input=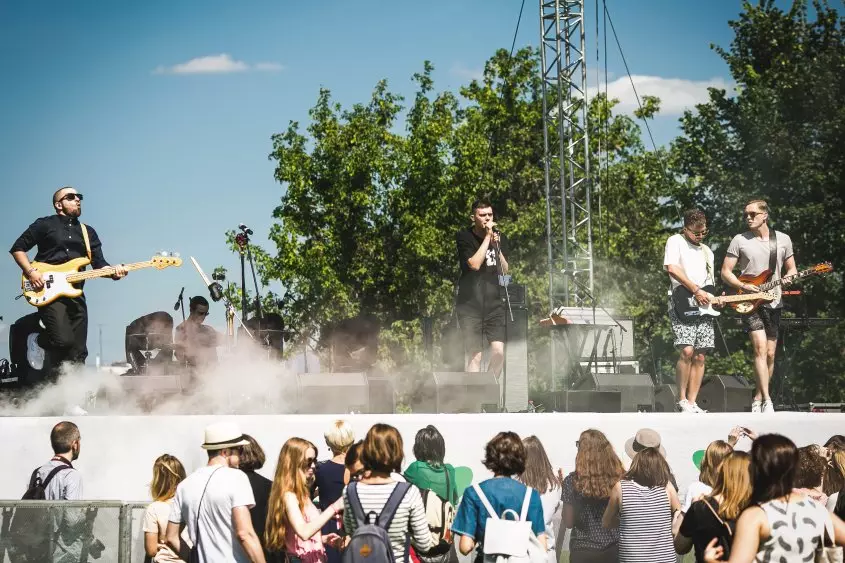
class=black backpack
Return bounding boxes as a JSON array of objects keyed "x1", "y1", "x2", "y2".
[{"x1": 8, "y1": 461, "x2": 73, "y2": 562}]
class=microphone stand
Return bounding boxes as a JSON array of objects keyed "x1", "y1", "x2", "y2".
[
  {"x1": 174, "y1": 287, "x2": 185, "y2": 322},
  {"x1": 563, "y1": 272, "x2": 627, "y2": 384},
  {"x1": 491, "y1": 229, "x2": 512, "y2": 412},
  {"x1": 236, "y1": 226, "x2": 264, "y2": 324}
]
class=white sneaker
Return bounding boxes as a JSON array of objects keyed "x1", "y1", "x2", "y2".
[
  {"x1": 762, "y1": 399, "x2": 775, "y2": 413},
  {"x1": 677, "y1": 399, "x2": 695, "y2": 413},
  {"x1": 751, "y1": 400, "x2": 762, "y2": 413},
  {"x1": 689, "y1": 402, "x2": 707, "y2": 413}
]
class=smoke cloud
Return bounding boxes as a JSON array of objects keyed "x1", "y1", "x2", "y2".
[{"x1": 0, "y1": 338, "x2": 300, "y2": 416}]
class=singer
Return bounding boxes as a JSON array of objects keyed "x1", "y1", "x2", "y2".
[{"x1": 455, "y1": 200, "x2": 509, "y2": 379}]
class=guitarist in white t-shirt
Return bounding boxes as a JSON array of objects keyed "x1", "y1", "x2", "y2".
[{"x1": 663, "y1": 209, "x2": 717, "y2": 414}]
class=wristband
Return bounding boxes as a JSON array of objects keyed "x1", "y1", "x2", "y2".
[{"x1": 26, "y1": 267, "x2": 36, "y2": 276}]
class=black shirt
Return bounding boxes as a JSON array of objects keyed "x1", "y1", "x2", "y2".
[
  {"x1": 679, "y1": 497, "x2": 734, "y2": 563},
  {"x1": 456, "y1": 227, "x2": 508, "y2": 308},
  {"x1": 243, "y1": 471, "x2": 272, "y2": 547},
  {"x1": 10, "y1": 215, "x2": 109, "y2": 269}
]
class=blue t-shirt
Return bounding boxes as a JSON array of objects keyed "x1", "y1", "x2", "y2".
[{"x1": 451, "y1": 477, "x2": 545, "y2": 549}]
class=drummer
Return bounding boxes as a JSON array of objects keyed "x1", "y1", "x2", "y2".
[{"x1": 174, "y1": 296, "x2": 219, "y2": 367}]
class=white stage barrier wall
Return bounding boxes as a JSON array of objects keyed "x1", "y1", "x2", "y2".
[{"x1": 1, "y1": 413, "x2": 842, "y2": 501}]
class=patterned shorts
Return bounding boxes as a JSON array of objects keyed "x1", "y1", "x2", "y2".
[
  {"x1": 742, "y1": 306, "x2": 782, "y2": 339},
  {"x1": 668, "y1": 300, "x2": 715, "y2": 351}
]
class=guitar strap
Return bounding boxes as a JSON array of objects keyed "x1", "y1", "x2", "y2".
[
  {"x1": 79, "y1": 223, "x2": 92, "y2": 262},
  {"x1": 768, "y1": 230, "x2": 778, "y2": 278}
]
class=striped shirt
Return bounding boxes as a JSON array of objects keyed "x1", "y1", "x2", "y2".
[
  {"x1": 342, "y1": 481, "x2": 434, "y2": 563},
  {"x1": 618, "y1": 480, "x2": 675, "y2": 563}
]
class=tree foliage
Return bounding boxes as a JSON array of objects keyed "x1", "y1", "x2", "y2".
[
  {"x1": 674, "y1": 0, "x2": 845, "y2": 400},
  {"x1": 232, "y1": 0, "x2": 845, "y2": 403}
]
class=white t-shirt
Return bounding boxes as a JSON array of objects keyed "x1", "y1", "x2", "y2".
[
  {"x1": 681, "y1": 480, "x2": 713, "y2": 513},
  {"x1": 169, "y1": 465, "x2": 256, "y2": 563},
  {"x1": 539, "y1": 486, "x2": 562, "y2": 557},
  {"x1": 663, "y1": 233, "x2": 714, "y2": 293}
]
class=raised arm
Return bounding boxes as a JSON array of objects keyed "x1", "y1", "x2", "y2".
[{"x1": 283, "y1": 492, "x2": 343, "y2": 542}]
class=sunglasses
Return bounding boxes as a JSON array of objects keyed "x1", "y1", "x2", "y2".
[
  {"x1": 575, "y1": 440, "x2": 580, "y2": 448},
  {"x1": 197, "y1": 311, "x2": 210, "y2": 316},
  {"x1": 302, "y1": 457, "x2": 317, "y2": 469},
  {"x1": 58, "y1": 193, "x2": 84, "y2": 203},
  {"x1": 685, "y1": 227, "x2": 708, "y2": 237},
  {"x1": 743, "y1": 211, "x2": 764, "y2": 219}
]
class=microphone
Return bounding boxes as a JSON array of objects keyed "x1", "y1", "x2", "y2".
[
  {"x1": 174, "y1": 287, "x2": 184, "y2": 311},
  {"x1": 238, "y1": 223, "x2": 254, "y2": 235}
]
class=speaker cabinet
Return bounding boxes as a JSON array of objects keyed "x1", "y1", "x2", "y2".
[
  {"x1": 573, "y1": 372, "x2": 654, "y2": 412},
  {"x1": 504, "y1": 307, "x2": 529, "y2": 413},
  {"x1": 564, "y1": 390, "x2": 622, "y2": 413},
  {"x1": 654, "y1": 383, "x2": 679, "y2": 413},
  {"x1": 409, "y1": 372, "x2": 500, "y2": 413},
  {"x1": 295, "y1": 373, "x2": 369, "y2": 414},
  {"x1": 7, "y1": 313, "x2": 46, "y2": 388},
  {"x1": 366, "y1": 374, "x2": 396, "y2": 414},
  {"x1": 697, "y1": 375, "x2": 753, "y2": 412}
]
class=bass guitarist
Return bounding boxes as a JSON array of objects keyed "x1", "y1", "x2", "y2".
[
  {"x1": 721, "y1": 199, "x2": 797, "y2": 414},
  {"x1": 663, "y1": 209, "x2": 716, "y2": 413},
  {"x1": 9, "y1": 187, "x2": 127, "y2": 380}
]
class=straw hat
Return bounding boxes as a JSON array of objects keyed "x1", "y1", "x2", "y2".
[{"x1": 201, "y1": 421, "x2": 250, "y2": 450}]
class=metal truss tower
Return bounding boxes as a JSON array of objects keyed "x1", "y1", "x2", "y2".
[{"x1": 540, "y1": 0, "x2": 593, "y2": 311}]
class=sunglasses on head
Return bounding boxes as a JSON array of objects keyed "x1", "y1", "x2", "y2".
[
  {"x1": 58, "y1": 193, "x2": 83, "y2": 203},
  {"x1": 743, "y1": 211, "x2": 764, "y2": 219}
]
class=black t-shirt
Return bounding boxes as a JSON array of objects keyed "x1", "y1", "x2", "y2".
[
  {"x1": 679, "y1": 497, "x2": 734, "y2": 563},
  {"x1": 456, "y1": 227, "x2": 508, "y2": 309}
]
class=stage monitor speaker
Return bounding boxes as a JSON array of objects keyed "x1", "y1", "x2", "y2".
[
  {"x1": 654, "y1": 383, "x2": 679, "y2": 413},
  {"x1": 698, "y1": 375, "x2": 753, "y2": 412},
  {"x1": 8, "y1": 312, "x2": 46, "y2": 388},
  {"x1": 410, "y1": 372, "x2": 500, "y2": 413},
  {"x1": 295, "y1": 373, "x2": 369, "y2": 414},
  {"x1": 366, "y1": 374, "x2": 395, "y2": 414},
  {"x1": 564, "y1": 390, "x2": 622, "y2": 413},
  {"x1": 504, "y1": 307, "x2": 528, "y2": 412},
  {"x1": 573, "y1": 372, "x2": 654, "y2": 412}
]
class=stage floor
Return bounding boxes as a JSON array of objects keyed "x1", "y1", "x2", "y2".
[{"x1": 1, "y1": 411, "x2": 841, "y2": 501}]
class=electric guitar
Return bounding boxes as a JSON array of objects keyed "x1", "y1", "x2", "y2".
[
  {"x1": 21, "y1": 254, "x2": 182, "y2": 307},
  {"x1": 672, "y1": 284, "x2": 777, "y2": 318},
  {"x1": 730, "y1": 262, "x2": 834, "y2": 314}
]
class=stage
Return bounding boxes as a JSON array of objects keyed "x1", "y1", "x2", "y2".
[{"x1": 1, "y1": 412, "x2": 841, "y2": 501}]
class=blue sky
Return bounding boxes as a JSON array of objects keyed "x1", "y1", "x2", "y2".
[{"x1": 0, "y1": 0, "x2": 822, "y2": 364}]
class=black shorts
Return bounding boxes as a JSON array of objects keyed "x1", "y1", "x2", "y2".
[
  {"x1": 457, "y1": 302, "x2": 506, "y2": 348},
  {"x1": 742, "y1": 307, "x2": 782, "y2": 339}
]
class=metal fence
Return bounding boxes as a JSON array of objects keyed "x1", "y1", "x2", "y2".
[{"x1": 0, "y1": 500, "x2": 150, "y2": 563}]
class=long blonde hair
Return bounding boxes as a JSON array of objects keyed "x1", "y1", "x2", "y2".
[
  {"x1": 265, "y1": 438, "x2": 317, "y2": 551},
  {"x1": 708, "y1": 451, "x2": 751, "y2": 520},
  {"x1": 699, "y1": 440, "x2": 733, "y2": 487},
  {"x1": 150, "y1": 454, "x2": 186, "y2": 502}
]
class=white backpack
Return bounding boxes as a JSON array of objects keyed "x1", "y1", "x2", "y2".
[{"x1": 472, "y1": 483, "x2": 546, "y2": 563}]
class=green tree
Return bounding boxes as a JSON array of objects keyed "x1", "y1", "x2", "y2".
[{"x1": 673, "y1": 0, "x2": 845, "y2": 401}]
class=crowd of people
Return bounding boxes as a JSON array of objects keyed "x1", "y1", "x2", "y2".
[{"x1": 15, "y1": 420, "x2": 845, "y2": 563}]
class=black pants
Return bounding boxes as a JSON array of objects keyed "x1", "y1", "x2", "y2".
[{"x1": 38, "y1": 295, "x2": 88, "y2": 377}]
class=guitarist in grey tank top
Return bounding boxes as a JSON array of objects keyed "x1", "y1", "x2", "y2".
[{"x1": 721, "y1": 199, "x2": 797, "y2": 414}]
